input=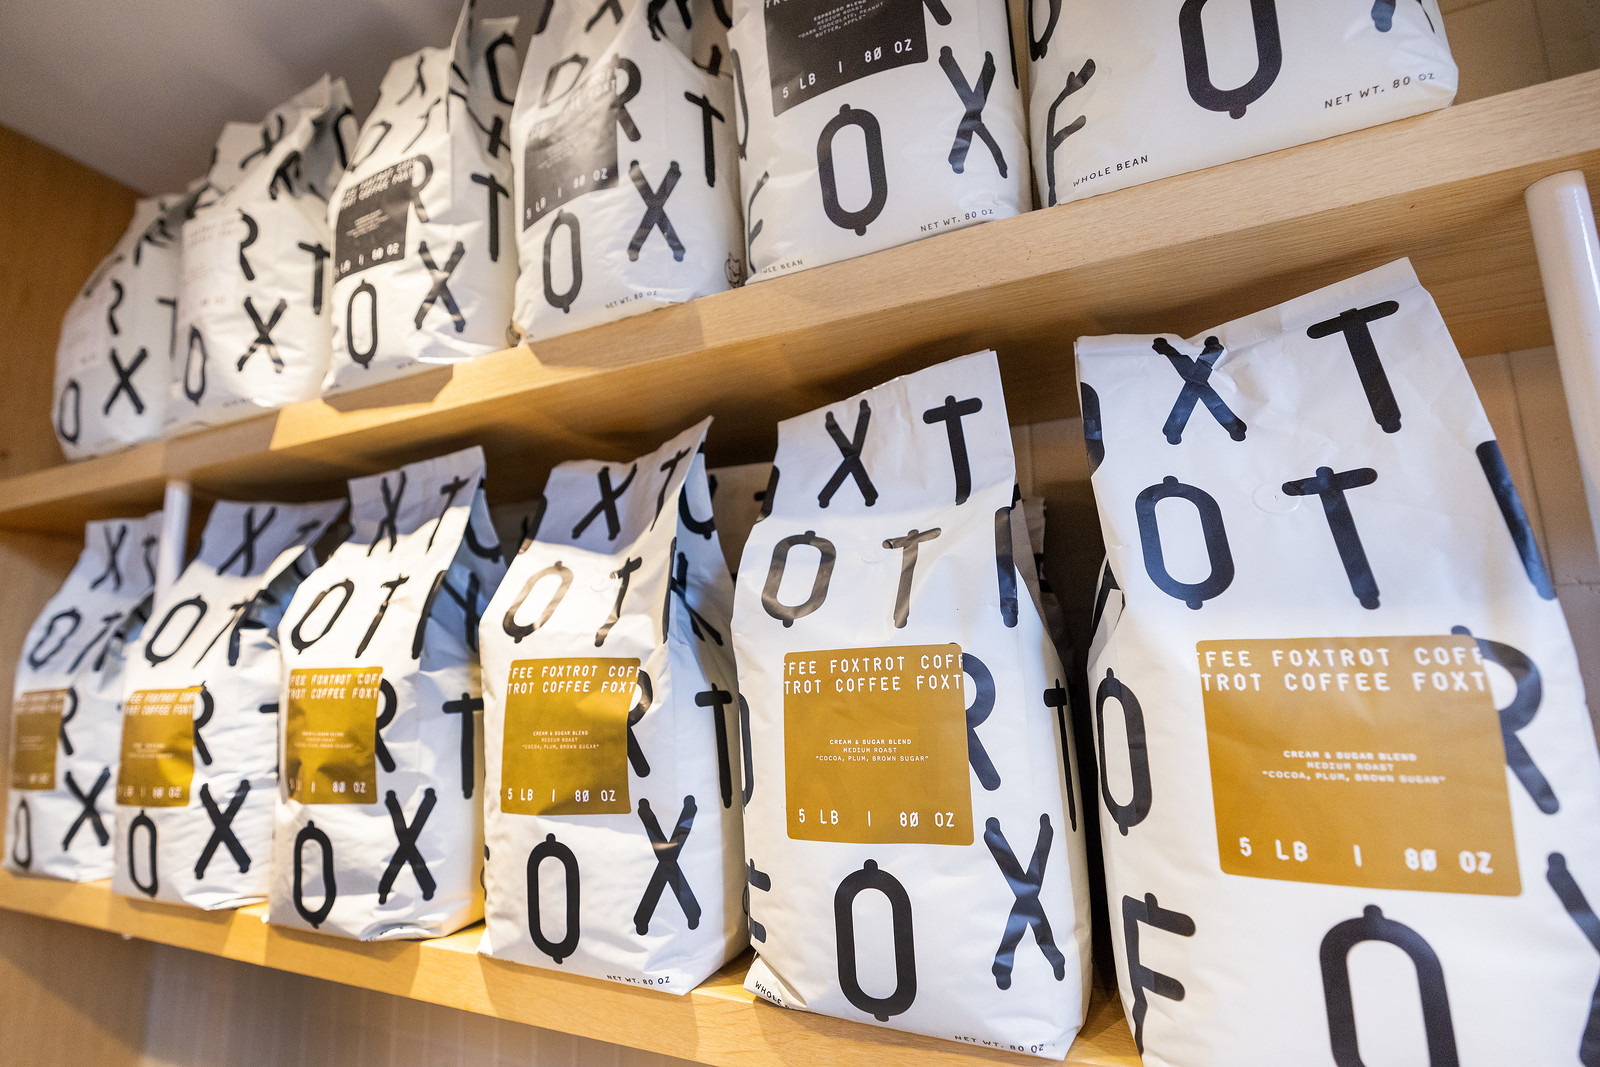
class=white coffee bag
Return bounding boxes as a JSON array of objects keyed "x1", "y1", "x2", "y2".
[
  {"x1": 53, "y1": 197, "x2": 184, "y2": 459},
  {"x1": 269, "y1": 447, "x2": 506, "y2": 940},
  {"x1": 732, "y1": 351, "x2": 1092, "y2": 1055},
  {"x1": 480, "y1": 421, "x2": 745, "y2": 990},
  {"x1": 168, "y1": 76, "x2": 356, "y2": 434},
  {"x1": 728, "y1": 0, "x2": 1025, "y2": 281},
  {"x1": 1076, "y1": 259, "x2": 1600, "y2": 1065},
  {"x1": 5, "y1": 513, "x2": 164, "y2": 881},
  {"x1": 324, "y1": 1, "x2": 521, "y2": 393},
  {"x1": 111, "y1": 499, "x2": 344, "y2": 909},
  {"x1": 1030, "y1": 0, "x2": 1457, "y2": 206},
  {"x1": 512, "y1": 0, "x2": 742, "y2": 340}
]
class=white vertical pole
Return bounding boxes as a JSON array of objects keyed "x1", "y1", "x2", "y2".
[
  {"x1": 156, "y1": 478, "x2": 192, "y2": 600},
  {"x1": 1525, "y1": 171, "x2": 1600, "y2": 556}
]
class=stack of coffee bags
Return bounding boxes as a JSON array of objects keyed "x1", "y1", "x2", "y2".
[
  {"x1": 53, "y1": 196, "x2": 185, "y2": 458},
  {"x1": 168, "y1": 76, "x2": 356, "y2": 434},
  {"x1": 112, "y1": 499, "x2": 343, "y2": 908},
  {"x1": 511, "y1": 0, "x2": 742, "y2": 339},
  {"x1": 728, "y1": 0, "x2": 1025, "y2": 280},
  {"x1": 1077, "y1": 260, "x2": 1600, "y2": 1063},
  {"x1": 5, "y1": 513, "x2": 163, "y2": 880},
  {"x1": 732, "y1": 352, "x2": 1092, "y2": 1055},
  {"x1": 324, "y1": 0, "x2": 521, "y2": 392},
  {"x1": 1029, "y1": 2, "x2": 1456, "y2": 206},
  {"x1": 480, "y1": 422, "x2": 745, "y2": 990},
  {"x1": 269, "y1": 447, "x2": 504, "y2": 939}
]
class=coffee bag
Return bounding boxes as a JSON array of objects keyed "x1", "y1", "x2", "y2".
[
  {"x1": 480, "y1": 422, "x2": 745, "y2": 990},
  {"x1": 732, "y1": 352, "x2": 1092, "y2": 1055},
  {"x1": 54, "y1": 197, "x2": 184, "y2": 458},
  {"x1": 1030, "y1": 0, "x2": 1456, "y2": 206},
  {"x1": 511, "y1": 0, "x2": 741, "y2": 340},
  {"x1": 1076, "y1": 259, "x2": 1600, "y2": 1064},
  {"x1": 325, "y1": 1, "x2": 521, "y2": 393},
  {"x1": 168, "y1": 77, "x2": 356, "y2": 433},
  {"x1": 5, "y1": 513, "x2": 164, "y2": 880},
  {"x1": 269, "y1": 446, "x2": 505, "y2": 939},
  {"x1": 112, "y1": 499, "x2": 344, "y2": 908},
  {"x1": 728, "y1": 0, "x2": 1025, "y2": 281}
]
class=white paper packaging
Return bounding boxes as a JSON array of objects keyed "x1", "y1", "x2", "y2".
[
  {"x1": 480, "y1": 421, "x2": 746, "y2": 990},
  {"x1": 325, "y1": 1, "x2": 521, "y2": 393},
  {"x1": 111, "y1": 499, "x2": 344, "y2": 909},
  {"x1": 168, "y1": 77, "x2": 356, "y2": 434},
  {"x1": 1029, "y1": 0, "x2": 1457, "y2": 206},
  {"x1": 269, "y1": 447, "x2": 506, "y2": 939},
  {"x1": 732, "y1": 352, "x2": 1092, "y2": 1055},
  {"x1": 5, "y1": 513, "x2": 164, "y2": 881},
  {"x1": 53, "y1": 197, "x2": 184, "y2": 459},
  {"x1": 1076, "y1": 259, "x2": 1600, "y2": 1065},
  {"x1": 728, "y1": 0, "x2": 1025, "y2": 282},
  {"x1": 512, "y1": 0, "x2": 742, "y2": 340}
]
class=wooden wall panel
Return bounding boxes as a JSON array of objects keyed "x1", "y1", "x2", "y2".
[
  {"x1": 0, "y1": 908, "x2": 149, "y2": 1067},
  {"x1": 0, "y1": 125, "x2": 136, "y2": 479}
]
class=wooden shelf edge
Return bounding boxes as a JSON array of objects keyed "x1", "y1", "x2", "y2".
[
  {"x1": 0, "y1": 871, "x2": 1138, "y2": 1067},
  {"x1": 5, "y1": 69, "x2": 1598, "y2": 533}
]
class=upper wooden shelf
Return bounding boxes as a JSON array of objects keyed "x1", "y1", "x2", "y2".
[
  {"x1": 7, "y1": 70, "x2": 1600, "y2": 533},
  {"x1": 0, "y1": 870, "x2": 1136, "y2": 1066}
]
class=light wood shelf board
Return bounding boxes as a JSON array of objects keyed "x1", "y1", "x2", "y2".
[
  {"x1": 0, "y1": 871, "x2": 1137, "y2": 1067},
  {"x1": 4, "y1": 70, "x2": 1597, "y2": 532}
]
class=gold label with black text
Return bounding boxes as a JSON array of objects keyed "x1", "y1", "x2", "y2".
[
  {"x1": 285, "y1": 667, "x2": 380, "y2": 804},
  {"x1": 1202, "y1": 635, "x2": 1518, "y2": 895},
  {"x1": 502, "y1": 658, "x2": 637, "y2": 816},
  {"x1": 784, "y1": 644, "x2": 973, "y2": 845}
]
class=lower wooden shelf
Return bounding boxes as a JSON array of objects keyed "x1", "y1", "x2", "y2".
[{"x1": 0, "y1": 870, "x2": 1136, "y2": 1066}]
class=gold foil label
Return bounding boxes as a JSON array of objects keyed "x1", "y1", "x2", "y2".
[
  {"x1": 1202, "y1": 635, "x2": 1519, "y2": 895},
  {"x1": 784, "y1": 644, "x2": 973, "y2": 845},
  {"x1": 117, "y1": 688, "x2": 198, "y2": 807},
  {"x1": 502, "y1": 658, "x2": 637, "y2": 816},
  {"x1": 11, "y1": 689, "x2": 64, "y2": 791},
  {"x1": 285, "y1": 667, "x2": 380, "y2": 804}
]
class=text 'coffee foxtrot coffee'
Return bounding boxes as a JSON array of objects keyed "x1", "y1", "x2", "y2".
[
  {"x1": 1077, "y1": 259, "x2": 1600, "y2": 1064},
  {"x1": 269, "y1": 447, "x2": 505, "y2": 940},
  {"x1": 112, "y1": 499, "x2": 343, "y2": 909},
  {"x1": 732, "y1": 351, "x2": 1092, "y2": 1056},
  {"x1": 480, "y1": 420, "x2": 745, "y2": 991}
]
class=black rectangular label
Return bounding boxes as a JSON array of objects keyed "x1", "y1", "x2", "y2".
[
  {"x1": 763, "y1": 0, "x2": 928, "y2": 117},
  {"x1": 522, "y1": 70, "x2": 620, "y2": 229},
  {"x1": 334, "y1": 160, "x2": 415, "y2": 281}
]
